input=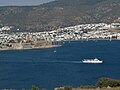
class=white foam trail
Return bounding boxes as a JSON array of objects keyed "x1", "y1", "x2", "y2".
[
  {"x1": 40, "y1": 61, "x2": 82, "y2": 64},
  {"x1": 0, "y1": 60, "x2": 83, "y2": 64}
]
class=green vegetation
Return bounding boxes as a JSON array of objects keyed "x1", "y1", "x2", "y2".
[
  {"x1": 0, "y1": 0, "x2": 120, "y2": 31},
  {"x1": 73, "y1": 87, "x2": 120, "y2": 90},
  {"x1": 96, "y1": 78, "x2": 120, "y2": 88},
  {"x1": 80, "y1": 86, "x2": 97, "y2": 89},
  {"x1": 55, "y1": 78, "x2": 120, "y2": 90},
  {"x1": 64, "y1": 86, "x2": 72, "y2": 90},
  {"x1": 20, "y1": 78, "x2": 120, "y2": 90},
  {"x1": 31, "y1": 85, "x2": 39, "y2": 90}
]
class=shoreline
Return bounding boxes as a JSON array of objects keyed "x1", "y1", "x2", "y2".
[
  {"x1": 0, "y1": 39, "x2": 120, "y2": 51},
  {"x1": 62, "y1": 38, "x2": 120, "y2": 42},
  {"x1": 0, "y1": 44, "x2": 61, "y2": 51}
]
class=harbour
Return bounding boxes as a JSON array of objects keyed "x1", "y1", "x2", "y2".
[
  {"x1": 0, "y1": 0, "x2": 120, "y2": 89},
  {"x1": 0, "y1": 40, "x2": 120, "y2": 90}
]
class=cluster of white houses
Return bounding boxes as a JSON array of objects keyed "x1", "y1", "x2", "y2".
[
  {"x1": 0, "y1": 26, "x2": 12, "y2": 31},
  {"x1": 47, "y1": 23, "x2": 120, "y2": 41},
  {"x1": 0, "y1": 23, "x2": 120, "y2": 49}
]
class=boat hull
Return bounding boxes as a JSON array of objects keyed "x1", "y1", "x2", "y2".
[{"x1": 82, "y1": 61, "x2": 103, "y2": 64}]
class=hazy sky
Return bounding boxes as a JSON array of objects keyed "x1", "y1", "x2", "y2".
[{"x1": 0, "y1": 0, "x2": 55, "y2": 6}]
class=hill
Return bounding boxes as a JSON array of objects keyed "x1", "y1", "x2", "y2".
[{"x1": 0, "y1": 0, "x2": 120, "y2": 31}]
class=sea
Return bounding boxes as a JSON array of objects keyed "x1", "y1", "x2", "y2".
[{"x1": 0, "y1": 40, "x2": 120, "y2": 90}]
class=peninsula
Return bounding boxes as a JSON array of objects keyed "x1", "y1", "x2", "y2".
[
  {"x1": 0, "y1": 23, "x2": 120, "y2": 50},
  {"x1": 0, "y1": 0, "x2": 120, "y2": 50}
]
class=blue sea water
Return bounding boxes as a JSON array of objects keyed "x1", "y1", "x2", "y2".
[{"x1": 0, "y1": 40, "x2": 120, "y2": 90}]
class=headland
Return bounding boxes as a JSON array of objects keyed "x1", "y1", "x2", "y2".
[{"x1": 0, "y1": 23, "x2": 120, "y2": 50}]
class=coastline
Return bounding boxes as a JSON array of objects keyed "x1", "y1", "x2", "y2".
[
  {"x1": 0, "y1": 44, "x2": 61, "y2": 51},
  {"x1": 0, "y1": 39, "x2": 120, "y2": 51},
  {"x1": 62, "y1": 38, "x2": 120, "y2": 42}
]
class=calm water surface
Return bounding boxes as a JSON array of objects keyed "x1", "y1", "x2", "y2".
[{"x1": 0, "y1": 40, "x2": 120, "y2": 89}]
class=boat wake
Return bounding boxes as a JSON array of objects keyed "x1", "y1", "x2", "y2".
[
  {"x1": 40, "y1": 61, "x2": 83, "y2": 64},
  {"x1": 0, "y1": 60, "x2": 82, "y2": 64}
]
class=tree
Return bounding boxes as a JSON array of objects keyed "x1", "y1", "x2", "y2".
[
  {"x1": 96, "y1": 78, "x2": 120, "y2": 88},
  {"x1": 64, "y1": 86, "x2": 72, "y2": 90},
  {"x1": 31, "y1": 85, "x2": 39, "y2": 90}
]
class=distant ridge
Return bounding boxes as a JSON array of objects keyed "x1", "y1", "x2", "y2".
[{"x1": 0, "y1": 0, "x2": 120, "y2": 31}]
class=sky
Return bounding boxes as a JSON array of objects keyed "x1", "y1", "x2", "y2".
[{"x1": 0, "y1": 0, "x2": 55, "y2": 6}]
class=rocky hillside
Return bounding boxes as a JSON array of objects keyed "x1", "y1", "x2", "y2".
[{"x1": 0, "y1": 0, "x2": 120, "y2": 31}]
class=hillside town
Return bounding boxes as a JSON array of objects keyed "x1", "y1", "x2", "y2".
[{"x1": 0, "y1": 23, "x2": 120, "y2": 50}]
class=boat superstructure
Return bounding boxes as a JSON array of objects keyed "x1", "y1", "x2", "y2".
[{"x1": 82, "y1": 58, "x2": 103, "y2": 64}]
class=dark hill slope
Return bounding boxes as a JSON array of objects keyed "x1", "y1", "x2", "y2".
[{"x1": 0, "y1": 0, "x2": 120, "y2": 31}]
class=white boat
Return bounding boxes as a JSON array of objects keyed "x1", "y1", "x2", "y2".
[{"x1": 82, "y1": 58, "x2": 103, "y2": 64}]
